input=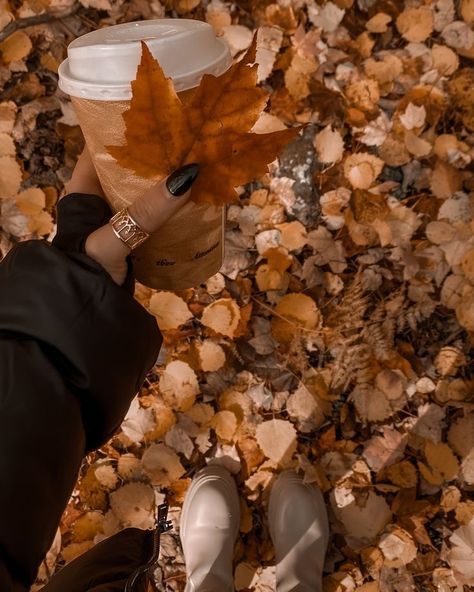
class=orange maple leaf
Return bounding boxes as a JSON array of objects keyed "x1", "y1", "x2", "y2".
[{"x1": 107, "y1": 36, "x2": 301, "y2": 205}]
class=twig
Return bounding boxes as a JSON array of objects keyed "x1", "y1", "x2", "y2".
[{"x1": 0, "y1": 5, "x2": 80, "y2": 44}]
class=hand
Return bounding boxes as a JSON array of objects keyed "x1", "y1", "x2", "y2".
[{"x1": 65, "y1": 146, "x2": 199, "y2": 285}]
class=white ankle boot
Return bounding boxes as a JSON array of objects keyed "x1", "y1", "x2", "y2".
[
  {"x1": 268, "y1": 471, "x2": 329, "y2": 592},
  {"x1": 180, "y1": 466, "x2": 240, "y2": 592}
]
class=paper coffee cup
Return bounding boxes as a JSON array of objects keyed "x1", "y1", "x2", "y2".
[{"x1": 58, "y1": 19, "x2": 232, "y2": 290}]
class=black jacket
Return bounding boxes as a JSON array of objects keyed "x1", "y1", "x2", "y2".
[{"x1": 0, "y1": 194, "x2": 162, "y2": 590}]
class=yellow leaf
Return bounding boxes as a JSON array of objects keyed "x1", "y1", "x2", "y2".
[
  {"x1": 0, "y1": 30, "x2": 32, "y2": 63},
  {"x1": 378, "y1": 526, "x2": 417, "y2": 567},
  {"x1": 256, "y1": 419, "x2": 297, "y2": 464},
  {"x1": 396, "y1": 7, "x2": 434, "y2": 43},
  {"x1": 418, "y1": 441, "x2": 460, "y2": 485},
  {"x1": 142, "y1": 443, "x2": 185, "y2": 487},
  {"x1": 201, "y1": 298, "x2": 241, "y2": 338},
  {"x1": 0, "y1": 155, "x2": 22, "y2": 199},
  {"x1": 197, "y1": 340, "x2": 226, "y2": 372},
  {"x1": 149, "y1": 291, "x2": 193, "y2": 330},
  {"x1": 211, "y1": 410, "x2": 238, "y2": 442},
  {"x1": 344, "y1": 153, "x2": 384, "y2": 189},
  {"x1": 159, "y1": 360, "x2": 199, "y2": 411},
  {"x1": 271, "y1": 293, "x2": 320, "y2": 344}
]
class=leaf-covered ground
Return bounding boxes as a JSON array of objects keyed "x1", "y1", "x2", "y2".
[{"x1": 1, "y1": 0, "x2": 474, "y2": 590}]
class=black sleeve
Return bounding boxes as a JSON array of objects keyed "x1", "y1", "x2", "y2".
[
  {"x1": 0, "y1": 193, "x2": 162, "y2": 451},
  {"x1": 0, "y1": 193, "x2": 162, "y2": 591}
]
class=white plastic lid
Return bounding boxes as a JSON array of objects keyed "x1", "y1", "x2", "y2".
[{"x1": 58, "y1": 19, "x2": 232, "y2": 100}]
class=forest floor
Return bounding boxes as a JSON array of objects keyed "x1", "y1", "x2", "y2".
[{"x1": 1, "y1": 0, "x2": 474, "y2": 590}]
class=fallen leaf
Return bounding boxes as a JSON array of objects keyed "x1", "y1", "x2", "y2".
[
  {"x1": 271, "y1": 293, "x2": 320, "y2": 344},
  {"x1": 142, "y1": 443, "x2": 185, "y2": 487},
  {"x1": 314, "y1": 125, "x2": 345, "y2": 163},
  {"x1": 447, "y1": 519, "x2": 474, "y2": 585},
  {"x1": 159, "y1": 360, "x2": 199, "y2": 411},
  {"x1": 378, "y1": 526, "x2": 417, "y2": 567},
  {"x1": 362, "y1": 426, "x2": 408, "y2": 472},
  {"x1": 418, "y1": 441, "x2": 460, "y2": 486},
  {"x1": 201, "y1": 298, "x2": 241, "y2": 338},
  {"x1": 396, "y1": 7, "x2": 434, "y2": 43},
  {"x1": 255, "y1": 419, "x2": 297, "y2": 464},
  {"x1": 0, "y1": 155, "x2": 22, "y2": 199},
  {"x1": 107, "y1": 39, "x2": 300, "y2": 206},
  {"x1": 344, "y1": 153, "x2": 384, "y2": 189},
  {"x1": 211, "y1": 410, "x2": 238, "y2": 441},
  {"x1": 109, "y1": 482, "x2": 156, "y2": 529},
  {"x1": 197, "y1": 340, "x2": 226, "y2": 372},
  {"x1": 0, "y1": 31, "x2": 32, "y2": 63},
  {"x1": 400, "y1": 103, "x2": 426, "y2": 131},
  {"x1": 331, "y1": 490, "x2": 392, "y2": 542},
  {"x1": 149, "y1": 291, "x2": 193, "y2": 330}
]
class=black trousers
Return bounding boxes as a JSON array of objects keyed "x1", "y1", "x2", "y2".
[{"x1": 0, "y1": 194, "x2": 162, "y2": 590}]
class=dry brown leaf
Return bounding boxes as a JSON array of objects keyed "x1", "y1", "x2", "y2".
[
  {"x1": 435, "y1": 346, "x2": 466, "y2": 377},
  {"x1": 211, "y1": 410, "x2": 238, "y2": 442},
  {"x1": 271, "y1": 293, "x2": 320, "y2": 344},
  {"x1": 286, "y1": 383, "x2": 325, "y2": 433},
  {"x1": 0, "y1": 132, "x2": 15, "y2": 156},
  {"x1": 314, "y1": 125, "x2": 344, "y2": 163},
  {"x1": 331, "y1": 490, "x2": 392, "y2": 542},
  {"x1": 448, "y1": 412, "x2": 474, "y2": 458},
  {"x1": 404, "y1": 131, "x2": 432, "y2": 158},
  {"x1": 256, "y1": 25, "x2": 284, "y2": 83},
  {"x1": 277, "y1": 220, "x2": 307, "y2": 251},
  {"x1": 120, "y1": 397, "x2": 156, "y2": 444},
  {"x1": 108, "y1": 39, "x2": 300, "y2": 206},
  {"x1": 201, "y1": 298, "x2": 241, "y2": 338},
  {"x1": 400, "y1": 103, "x2": 426, "y2": 131},
  {"x1": 396, "y1": 7, "x2": 434, "y2": 43},
  {"x1": 418, "y1": 441, "x2": 460, "y2": 486},
  {"x1": 0, "y1": 101, "x2": 16, "y2": 134},
  {"x1": 461, "y1": 248, "x2": 474, "y2": 283},
  {"x1": 149, "y1": 291, "x2": 193, "y2": 330},
  {"x1": 362, "y1": 426, "x2": 408, "y2": 472},
  {"x1": 197, "y1": 340, "x2": 226, "y2": 372},
  {"x1": 0, "y1": 31, "x2": 32, "y2": 63},
  {"x1": 366, "y1": 12, "x2": 391, "y2": 33},
  {"x1": 378, "y1": 526, "x2": 417, "y2": 567},
  {"x1": 461, "y1": 451, "x2": 474, "y2": 485},
  {"x1": 206, "y1": 1, "x2": 231, "y2": 35},
  {"x1": 159, "y1": 360, "x2": 199, "y2": 411},
  {"x1": 109, "y1": 482, "x2": 156, "y2": 529},
  {"x1": 15, "y1": 188, "x2": 53, "y2": 235},
  {"x1": 432, "y1": 44, "x2": 459, "y2": 76},
  {"x1": 309, "y1": 1, "x2": 345, "y2": 32},
  {"x1": 344, "y1": 153, "x2": 384, "y2": 189},
  {"x1": 455, "y1": 289, "x2": 474, "y2": 331},
  {"x1": 255, "y1": 419, "x2": 297, "y2": 465},
  {"x1": 441, "y1": 485, "x2": 462, "y2": 514},
  {"x1": 142, "y1": 443, "x2": 185, "y2": 487},
  {"x1": 382, "y1": 460, "x2": 418, "y2": 488},
  {"x1": 351, "y1": 386, "x2": 393, "y2": 423},
  {"x1": 0, "y1": 156, "x2": 22, "y2": 199},
  {"x1": 447, "y1": 519, "x2": 474, "y2": 585},
  {"x1": 461, "y1": 0, "x2": 474, "y2": 24},
  {"x1": 345, "y1": 79, "x2": 380, "y2": 114}
]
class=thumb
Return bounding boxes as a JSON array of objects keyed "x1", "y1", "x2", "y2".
[{"x1": 127, "y1": 163, "x2": 200, "y2": 235}]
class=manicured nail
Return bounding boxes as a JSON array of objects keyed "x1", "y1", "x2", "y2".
[{"x1": 166, "y1": 163, "x2": 200, "y2": 197}]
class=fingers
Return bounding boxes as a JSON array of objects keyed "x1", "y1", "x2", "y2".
[
  {"x1": 64, "y1": 145, "x2": 105, "y2": 199},
  {"x1": 127, "y1": 163, "x2": 200, "y2": 235}
]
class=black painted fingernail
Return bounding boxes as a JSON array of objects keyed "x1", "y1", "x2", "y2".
[{"x1": 166, "y1": 163, "x2": 200, "y2": 197}]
